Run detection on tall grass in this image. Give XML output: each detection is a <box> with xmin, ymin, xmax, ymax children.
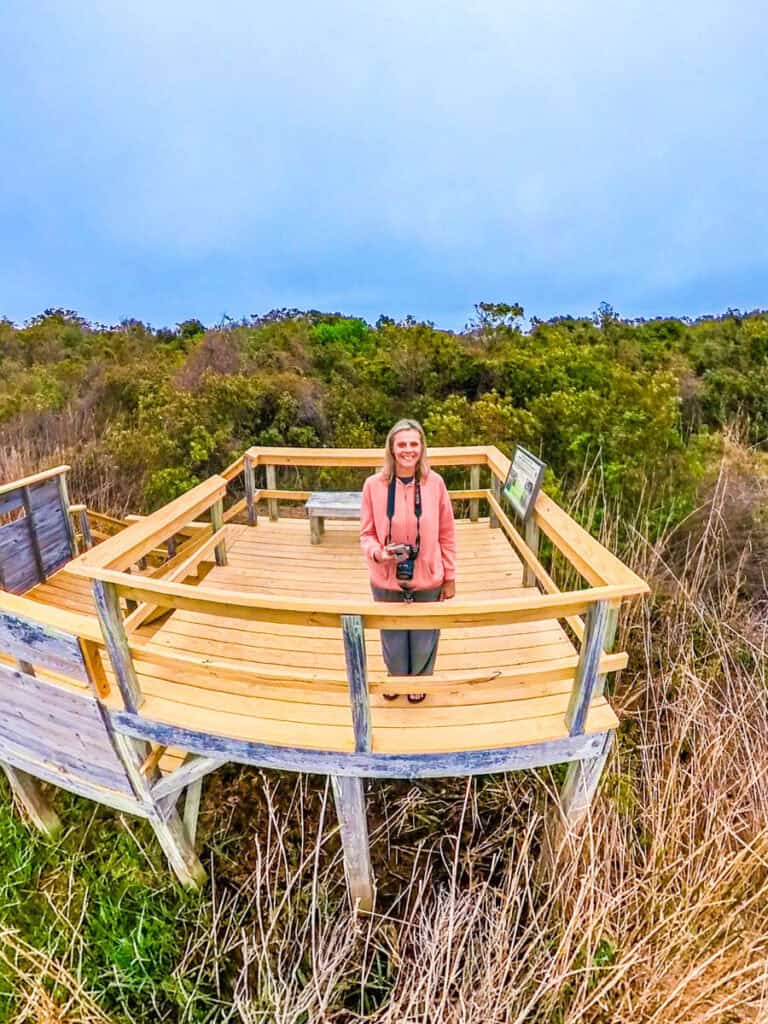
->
<box><xmin>1</xmin><ymin>448</ymin><xmax>767</xmax><ymax>1022</ymax></box>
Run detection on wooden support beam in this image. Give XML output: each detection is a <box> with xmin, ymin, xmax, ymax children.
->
<box><xmin>565</xmin><ymin>600</ymin><xmax>609</xmax><ymax>736</ymax></box>
<box><xmin>210</xmin><ymin>500</ymin><xmax>227</xmax><ymax>566</ymax></box>
<box><xmin>595</xmin><ymin>603</ymin><xmax>620</xmax><ymax>697</ymax></box>
<box><xmin>558</xmin><ymin>731</ymin><xmax>613</xmax><ymax>828</ymax></box>
<box><xmin>113</xmin><ymin>732</ymin><xmax>206</xmax><ymax>888</ymax></box>
<box><xmin>266</xmin><ymin>465</ymin><xmax>278</xmax><ymax>521</ymax></box>
<box><xmin>1</xmin><ymin>762</ymin><xmax>62</xmax><ymax>836</ymax></box>
<box><xmin>70</xmin><ymin>505</ymin><xmax>93</xmax><ymax>551</ymax></box>
<box><xmin>55</xmin><ymin>474</ymin><xmax>78</xmax><ymax>558</ymax></box>
<box><xmin>523</xmin><ymin>517</ymin><xmax>540</xmax><ymax>589</ymax></box>
<box><xmin>331</xmin><ymin>775</ymin><xmax>374</xmax><ymax>912</ymax></box>
<box><xmin>469</xmin><ymin>466</ymin><xmax>480</xmax><ymax>522</ymax></box>
<box><xmin>152</xmin><ymin>754</ymin><xmax>226</xmax><ymax>801</ymax></box>
<box><xmin>244</xmin><ymin>455</ymin><xmax>257</xmax><ymax>527</ymax></box>
<box><xmin>341</xmin><ymin>615</ymin><xmax>371</xmax><ymax>753</ymax></box>
<box><xmin>183</xmin><ymin>778</ymin><xmax>203</xmax><ymax>846</ymax></box>
<box><xmin>92</xmin><ymin>579</ymin><xmax>143</xmax><ymax>713</ymax></box>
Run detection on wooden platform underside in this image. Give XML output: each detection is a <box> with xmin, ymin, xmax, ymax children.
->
<box><xmin>26</xmin><ymin>520</ymin><xmax>618</xmax><ymax>757</ymax></box>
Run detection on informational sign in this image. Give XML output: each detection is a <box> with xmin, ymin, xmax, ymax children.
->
<box><xmin>503</xmin><ymin>446</ymin><xmax>546</xmax><ymax>521</ymax></box>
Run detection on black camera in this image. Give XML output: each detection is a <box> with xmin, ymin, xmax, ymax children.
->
<box><xmin>395</xmin><ymin>543</ymin><xmax>419</xmax><ymax>581</ymax></box>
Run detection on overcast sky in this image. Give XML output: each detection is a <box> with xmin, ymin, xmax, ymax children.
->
<box><xmin>1</xmin><ymin>1</ymin><xmax>766</xmax><ymax>330</ymax></box>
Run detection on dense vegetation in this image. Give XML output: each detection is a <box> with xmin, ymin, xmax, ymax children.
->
<box><xmin>1</xmin><ymin>303</ymin><xmax>767</xmax><ymax>1022</ymax></box>
<box><xmin>3</xmin><ymin>302</ymin><xmax>767</xmax><ymax>527</ymax></box>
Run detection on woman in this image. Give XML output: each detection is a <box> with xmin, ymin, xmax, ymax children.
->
<box><xmin>359</xmin><ymin>419</ymin><xmax>456</xmax><ymax>702</ymax></box>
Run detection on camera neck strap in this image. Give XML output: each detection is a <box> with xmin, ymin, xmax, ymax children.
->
<box><xmin>385</xmin><ymin>476</ymin><xmax>422</xmax><ymax>548</ymax></box>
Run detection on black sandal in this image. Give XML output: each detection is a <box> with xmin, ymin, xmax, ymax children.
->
<box><xmin>407</xmin><ymin>693</ymin><xmax>426</xmax><ymax>704</ymax></box>
<box><xmin>383</xmin><ymin>693</ymin><xmax>399</xmax><ymax>701</ymax></box>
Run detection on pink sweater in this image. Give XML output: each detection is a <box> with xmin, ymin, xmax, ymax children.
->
<box><xmin>360</xmin><ymin>469</ymin><xmax>456</xmax><ymax>591</ymax></box>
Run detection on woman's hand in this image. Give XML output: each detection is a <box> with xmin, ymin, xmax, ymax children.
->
<box><xmin>440</xmin><ymin>580</ymin><xmax>456</xmax><ymax>600</ymax></box>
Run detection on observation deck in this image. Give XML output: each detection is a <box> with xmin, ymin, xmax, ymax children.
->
<box><xmin>0</xmin><ymin>446</ymin><xmax>648</xmax><ymax>907</ymax></box>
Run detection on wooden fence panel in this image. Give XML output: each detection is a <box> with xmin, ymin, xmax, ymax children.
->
<box><xmin>0</xmin><ymin>608</ymin><xmax>90</xmax><ymax>682</ymax></box>
<box><xmin>0</xmin><ymin>518</ymin><xmax>41</xmax><ymax>594</ymax></box>
<box><xmin>0</xmin><ymin>662</ymin><xmax>135</xmax><ymax>797</ymax></box>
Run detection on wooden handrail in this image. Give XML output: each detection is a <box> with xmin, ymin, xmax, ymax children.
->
<box><xmin>246</xmin><ymin>445</ymin><xmax>489</xmax><ymax>468</ymax></box>
<box><xmin>72</xmin><ymin>476</ymin><xmax>227</xmax><ymax>572</ymax></box>
<box><xmin>484</xmin><ymin>445</ymin><xmax>648</xmax><ymax>595</ymax></box>
<box><xmin>0</xmin><ymin>465</ymin><xmax>70</xmax><ymax>497</ymax></box>
<box><xmin>65</xmin><ymin>561</ymin><xmax>646</xmax><ymax>628</ymax></box>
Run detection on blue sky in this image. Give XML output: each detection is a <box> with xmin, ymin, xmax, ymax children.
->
<box><xmin>1</xmin><ymin>1</ymin><xmax>766</xmax><ymax>330</ymax></box>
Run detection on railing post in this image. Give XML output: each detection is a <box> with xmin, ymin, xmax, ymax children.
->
<box><xmin>595</xmin><ymin>602</ymin><xmax>620</xmax><ymax>696</ymax></box>
<box><xmin>76</xmin><ymin>507</ymin><xmax>93</xmax><ymax>550</ymax></box>
<box><xmin>266</xmin><ymin>464</ymin><xmax>278</xmax><ymax>521</ymax></box>
<box><xmin>211</xmin><ymin>498</ymin><xmax>227</xmax><ymax>566</ymax></box>
<box><xmin>469</xmin><ymin>465</ymin><xmax>480</xmax><ymax>522</ymax></box>
<box><xmin>565</xmin><ymin>600</ymin><xmax>609</xmax><ymax>736</ymax></box>
<box><xmin>523</xmin><ymin>517</ymin><xmax>540</xmax><ymax>588</ymax></box>
<box><xmin>55</xmin><ymin>473</ymin><xmax>78</xmax><ymax>558</ymax></box>
<box><xmin>341</xmin><ymin>615</ymin><xmax>371</xmax><ymax>752</ymax></box>
<box><xmin>489</xmin><ymin>475</ymin><xmax>501</xmax><ymax>528</ymax></box>
<box><xmin>244</xmin><ymin>454</ymin><xmax>257</xmax><ymax>527</ymax></box>
<box><xmin>336</xmin><ymin>614</ymin><xmax>374</xmax><ymax>911</ymax></box>
<box><xmin>92</xmin><ymin>579</ymin><xmax>144</xmax><ymax>713</ymax></box>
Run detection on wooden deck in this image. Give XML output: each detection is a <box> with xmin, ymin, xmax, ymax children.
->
<box><xmin>28</xmin><ymin>518</ymin><xmax>618</xmax><ymax>757</ymax></box>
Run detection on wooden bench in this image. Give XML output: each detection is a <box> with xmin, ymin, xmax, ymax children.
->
<box><xmin>305</xmin><ymin>492</ymin><xmax>362</xmax><ymax>544</ymax></box>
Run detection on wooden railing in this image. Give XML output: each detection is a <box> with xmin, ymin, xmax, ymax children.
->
<box><xmin>55</xmin><ymin>446</ymin><xmax>648</xmax><ymax>749</ymax></box>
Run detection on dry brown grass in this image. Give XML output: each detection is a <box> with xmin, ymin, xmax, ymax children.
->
<box><xmin>2</xmin><ymin>447</ymin><xmax>768</xmax><ymax>1022</ymax></box>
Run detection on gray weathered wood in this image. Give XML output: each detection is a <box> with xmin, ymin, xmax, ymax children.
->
<box><xmin>151</xmin><ymin>754</ymin><xmax>225</xmax><ymax>801</ymax></box>
<box><xmin>20</xmin><ymin>487</ymin><xmax>45</xmax><ymax>582</ymax></box>
<box><xmin>341</xmin><ymin>615</ymin><xmax>371</xmax><ymax>753</ymax></box>
<box><xmin>92</xmin><ymin>579</ymin><xmax>143</xmax><ymax>713</ymax></box>
<box><xmin>113</xmin><ymin>731</ymin><xmax>206</xmax><ymax>887</ymax></box>
<box><xmin>0</xmin><ymin>491</ymin><xmax>24</xmax><ymax>519</ymax></box>
<box><xmin>0</xmin><ymin>518</ymin><xmax>40</xmax><ymax>594</ymax></box>
<box><xmin>0</xmin><ymin>662</ymin><xmax>136</xmax><ymax>793</ymax></box>
<box><xmin>305</xmin><ymin>492</ymin><xmax>362</xmax><ymax>518</ymax></box>
<box><xmin>78</xmin><ymin>508</ymin><xmax>93</xmax><ymax>550</ymax></box>
<box><xmin>470</xmin><ymin>465</ymin><xmax>480</xmax><ymax>522</ymax></box>
<box><xmin>54</xmin><ymin>474</ymin><xmax>78</xmax><ymax>558</ymax></box>
<box><xmin>111</xmin><ymin>709</ymin><xmax>610</xmax><ymax>780</ymax></box>
<box><xmin>310</xmin><ymin>515</ymin><xmax>323</xmax><ymax>544</ymax></box>
<box><xmin>149</xmin><ymin>808</ymin><xmax>207</xmax><ymax>887</ymax></box>
<box><xmin>183</xmin><ymin>778</ymin><xmax>203</xmax><ymax>845</ymax></box>
<box><xmin>0</xmin><ymin>608</ymin><xmax>89</xmax><ymax>681</ymax></box>
<box><xmin>595</xmin><ymin>603</ymin><xmax>620</xmax><ymax>697</ymax></box>
<box><xmin>210</xmin><ymin>500</ymin><xmax>227</xmax><ymax>566</ymax></box>
<box><xmin>565</xmin><ymin>600</ymin><xmax>609</xmax><ymax>736</ymax></box>
<box><xmin>331</xmin><ymin>775</ymin><xmax>374</xmax><ymax>911</ymax></box>
<box><xmin>1</xmin><ymin>761</ymin><xmax>62</xmax><ymax>836</ymax></box>
<box><xmin>266</xmin><ymin>464</ymin><xmax>278</xmax><ymax>521</ymax></box>
<box><xmin>244</xmin><ymin>454</ymin><xmax>257</xmax><ymax>527</ymax></box>
<box><xmin>558</xmin><ymin>731</ymin><xmax>613</xmax><ymax>827</ymax></box>
<box><xmin>523</xmin><ymin>517</ymin><xmax>540</xmax><ymax>588</ymax></box>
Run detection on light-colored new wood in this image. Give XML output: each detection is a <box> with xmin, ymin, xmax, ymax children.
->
<box><xmin>73</xmin><ymin>476</ymin><xmax>227</xmax><ymax>572</ymax></box>
<box><xmin>0</xmin><ymin>465</ymin><xmax>70</xmax><ymax>498</ymax></box>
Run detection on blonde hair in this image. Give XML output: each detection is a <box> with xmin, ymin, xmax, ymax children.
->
<box><xmin>382</xmin><ymin>419</ymin><xmax>430</xmax><ymax>481</ymax></box>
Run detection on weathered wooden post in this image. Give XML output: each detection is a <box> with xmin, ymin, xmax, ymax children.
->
<box><xmin>92</xmin><ymin>577</ymin><xmax>207</xmax><ymax>887</ymax></box>
<box><xmin>334</xmin><ymin>614</ymin><xmax>374</xmax><ymax>911</ymax></box>
<box><xmin>55</xmin><ymin>473</ymin><xmax>78</xmax><ymax>558</ymax></box>
<box><xmin>560</xmin><ymin>600</ymin><xmax>611</xmax><ymax>826</ymax></box>
<box><xmin>266</xmin><ymin>464</ymin><xmax>278</xmax><ymax>522</ymax></box>
<box><xmin>244</xmin><ymin>454</ymin><xmax>257</xmax><ymax>527</ymax></box>
<box><xmin>469</xmin><ymin>465</ymin><xmax>480</xmax><ymax>522</ymax></box>
<box><xmin>523</xmin><ymin>517</ymin><xmax>540</xmax><ymax>589</ymax></box>
<box><xmin>211</xmin><ymin>498</ymin><xmax>228</xmax><ymax>566</ymax></box>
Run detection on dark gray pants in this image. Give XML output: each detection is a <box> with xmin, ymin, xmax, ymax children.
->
<box><xmin>371</xmin><ymin>585</ymin><xmax>443</xmax><ymax>675</ymax></box>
